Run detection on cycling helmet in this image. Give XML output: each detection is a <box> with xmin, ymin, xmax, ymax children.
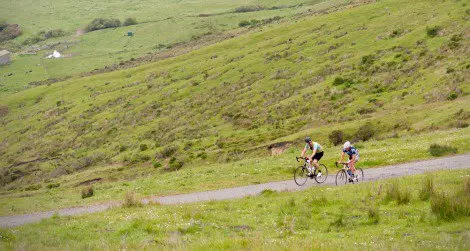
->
<box><xmin>343</xmin><ymin>141</ymin><xmax>351</xmax><ymax>149</ymax></box>
<box><xmin>304</xmin><ymin>137</ymin><xmax>312</xmax><ymax>143</ymax></box>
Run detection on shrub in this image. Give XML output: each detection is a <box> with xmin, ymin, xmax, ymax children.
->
<box><xmin>430</xmin><ymin>192</ymin><xmax>470</xmax><ymax>221</ymax></box>
<box><xmin>22</xmin><ymin>29</ymin><xmax>67</xmax><ymax>45</ymax></box>
<box><xmin>428</xmin><ymin>144</ymin><xmax>457</xmax><ymax>157</ymax></box>
<box><xmin>25</xmin><ymin>184</ymin><xmax>42</xmax><ymax>191</ymax></box>
<box><xmin>0</xmin><ymin>105</ymin><xmax>8</xmax><ymax>118</ymax></box>
<box><xmin>152</xmin><ymin>160</ymin><xmax>162</xmax><ymax>168</ymax></box>
<box><xmin>328</xmin><ymin>130</ymin><xmax>344</xmax><ymax>146</ymax></box>
<box><xmin>368</xmin><ymin>205</ymin><xmax>380</xmax><ymax>224</ymax></box>
<box><xmin>329</xmin><ymin>214</ymin><xmax>344</xmax><ymax>227</ymax></box>
<box><xmin>234</xmin><ymin>5</ymin><xmax>264</xmax><ymax>13</ymax></box>
<box><xmin>0</xmin><ymin>22</ymin><xmax>21</xmax><ymax>42</ymax></box>
<box><xmin>354</xmin><ymin>122</ymin><xmax>375</xmax><ymax>142</ymax></box>
<box><xmin>168</xmin><ymin>156</ymin><xmax>184</xmax><ymax>171</ymax></box>
<box><xmin>131</xmin><ymin>153</ymin><xmax>150</xmax><ymax>163</ymax></box>
<box><xmin>465</xmin><ymin>177</ymin><xmax>470</xmax><ymax>197</ymax></box>
<box><xmin>238</xmin><ymin>20</ymin><xmax>251</xmax><ymax>27</ymax></box>
<box><xmin>123</xmin><ymin>17</ymin><xmax>138</xmax><ymax>26</ymax></box>
<box><xmin>384</xmin><ymin>181</ymin><xmax>411</xmax><ymax>205</ymax></box>
<box><xmin>46</xmin><ymin>183</ymin><xmax>60</xmax><ymax>189</ymax></box>
<box><xmin>361</xmin><ymin>54</ymin><xmax>375</xmax><ymax>65</ymax></box>
<box><xmin>448</xmin><ymin>34</ymin><xmax>462</xmax><ymax>49</ymax></box>
<box><xmin>447</xmin><ymin>91</ymin><xmax>458</xmax><ymax>100</ymax></box>
<box><xmin>139</xmin><ymin>144</ymin><xmax>148</xmax><ymax>151</ymax></box>
<box><xmin>419</xmin><ymin>175</ymin><xmax>434</xmax><ymax>201</ymax></box>
<box><xmin>123</xmin><ymin>192</ymin><xmax>142</xmax><ymax>207</ymax></box>
<box><xmin>160</xmin><ymin>145</ymin><xmax>177</xmax><ymax>158</ymax></box>
<box><xmin>85</xmin><ymin>18</ymin><xmax>121</xmax><ymax>32</ymax></box>
<box><xmin>81</xmin><ymin>186</ymin><xmax>94</xmax><ymax>198</ymax></box>
<box><xmin>333</xmin><ymin>77</ymin><xmax>345</xmax><ymax>86</ymax></box>
<box><xmin>426</xmin><ymin>26</ymin><xmax>440</xmax><ymax>37</ymax></box>
<box><xmin>43</xmin><ymin>29</ymin><xmax>67</xmax><ymax>38</ymax></box>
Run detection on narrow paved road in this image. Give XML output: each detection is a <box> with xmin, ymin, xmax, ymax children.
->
<box><xmin>1</xmin><ymin>154</ymin><xmax>469</xmax><ymax>227</ymax></box>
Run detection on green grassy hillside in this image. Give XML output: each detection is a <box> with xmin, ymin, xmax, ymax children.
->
<box><xmin>1</xmin><ymin>169</ymin><xmax>469</xmax><ymax>249</ymax></box>
<box><xmin>0</xmin><ymin>0</ymin><xmax>344</xmax><ymax>93</ymax></box>
<box><xmin>0</xmin><ymin>0</ymin><xmax>469</xmax><ymax>214</ymax></box>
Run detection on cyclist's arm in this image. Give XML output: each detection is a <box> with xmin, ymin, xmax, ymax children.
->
<box><xmin>301</xmin><ymin>148</ymin><xmax>306</xmax><ymax>158</ymax></box>
<box><xmin>339</xmin><ymin>151</ymin><xmax>345</xmax><ymax>162</ymax></box>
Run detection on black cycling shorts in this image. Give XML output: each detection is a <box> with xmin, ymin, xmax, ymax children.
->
<box><xmin>312</xmin><ymin>151</ymin><xmax>324</xmax><ymax>161</ymax></box>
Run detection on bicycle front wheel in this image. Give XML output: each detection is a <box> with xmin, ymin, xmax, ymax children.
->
<box><xmin>294</xmin><ymin>166</ymin><xmax>308</xmax><ymax>186</ymax></box>
<box><xmin>314</xmin><ymin>164</ymin><xmax>328</xmax><ymax>183</ymax></box>
<box><xmin>335</xmin><ymin>170</ymin><xmax>348</xmax><ymax>186</ymax></box>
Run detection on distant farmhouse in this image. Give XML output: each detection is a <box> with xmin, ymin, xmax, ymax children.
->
<box><xmin>0</xmin><ymin>50</ymin><xmax>11</xmax><ymax>65</ymax></box>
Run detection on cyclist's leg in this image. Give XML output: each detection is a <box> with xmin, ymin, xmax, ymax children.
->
<box><xmin>312</xmin><ymin>152</ymin><xmax>323</xmax><ymax>170</ymax></box>
<box><xmin>348</xmin><ymin>156</ymin><xmax>356</xmax><ymax>174</ymax></box>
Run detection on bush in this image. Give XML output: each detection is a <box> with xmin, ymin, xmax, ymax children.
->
<box><xmin>419</xmin><ymin>175</ymin><xmax>434</xmax><ymax>201</ymax></box>
<box><xmin>447</xmin><ymin>91</ymin><xmax>458</xmax><ymax>100</ymax></box>
<box><xmin>428</xmin><ymin>144</ymin><xmax>457</xmax><ymax>157</ymax></box>
<box><xmin>384</xmin><ymin>181</ymin><xmax>411</xmax><ymax>205</ymax></box>
<box><xmin>238</xmin><ymin>20</ymin><xmax>251</xmax><ymax>27</ymax></box>
<box><xmin>0</xmin><ymin>105</ymin><xmax>9</xmax><ymax>118</ymax></box>
<box><xmin>448</xmin><ymin>34</ymin><xmax>462</xmax><ymax>49</ymax></box>
<box><xmin>123</xmin><ymin>192</ymin><xmax>142</xmax><ymax>207</ymax></box>
<box><xmin>354</xmin><ymin>122</ymin><xmax>375</xmax><ymax>142</ymax></box>
<box><xmin>430</xmin><ymin>192</ymin><xmax>470</xmax><ymax>221</ymax></box>
<box><xmin>0</xmin><ymin>22</ymin><xmax>21</xmax><ymax>42</ymax></box>
<box><xmin>81</xmin><ymin>186</ymin><xmax>94</xmax><ymax>198</ymax></box>
<box><xmin>333</xmin><ymin>77</ymin><xmax>345</xmax><ymax>86</ymax></box>
<box><xmin>25</xmin><ymin>184</ymin><xmax>42</xmax><ymax>191</ymax></box>
<box><xmin>46</xmin><ymin>183</ymin><xmax>60</xmax><ymax>189</ymax></box>
<box><xmin>368</xmin><ymin>205</ymin><xmax>380</xmax><ymax>224</ymax></box>
<box><xmin>426</xmin><ymin>26</ymin><xmax>440</xmax><ymax>37</ymax></box>
<box><xmin>139</xmin><ymin>144</ymin><xmax>148</xmax><ymax>151</ymax></box>
<box><xmin>159</xmin><ymin>145</ymin><xmax>178</xmax><ymax>158</ymax></box>
<box><xmin>168</xmin><ymin>156</ymin><xmax>184</xmax><ymax>171</ymax></box>
<box><xmin>22</xmin><ymin>29</ymin><xmax>67</xmax><ymax>45</ymax></box>
<box><xmin>234</xmin><ymin>5</ymin><xmax>265</xmax><ymax>13</ymax></box>
<box><xmin>328</xmin><ymin>130</ymin><xmax>344</xmax><ymax>146</ymax></box>
<box><xmin>43</xmin><ymin>29</ymin><xmax>67</xmax><ymax>39</ymax></box>
<box><xmin>152</xmin><ymin>160</ymin><xmax>162</xmax><ymax>168</ymax></box>
<box><xmin>85</xmin><ymin>18</ymin><xmax>121</xmax><ymax>32</ymax></box>
<box><xmin>361</xmin><ymin>54</ymin><xmax>375</xmax><ymax>65</ymax></box>
<box><xmin>123</xmin><ymin>17</ymin><xmax>138</xmax><ymax>26</ymax></box>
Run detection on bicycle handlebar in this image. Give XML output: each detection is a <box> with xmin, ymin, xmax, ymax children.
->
<box><xmin>335</xmin><ymin>161</ymin><xmax>349</xmax><ymax>168</ymax></box>
<box><xmin>296</xmin><ymin>157</ymin><xmax>308</xmax><ymax>162</ymax></box>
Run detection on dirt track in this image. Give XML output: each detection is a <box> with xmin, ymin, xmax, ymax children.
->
<box><xmin>1</xmin><ymin>154</ymin><xmax>469</xmax><ymax>227</ymax></box>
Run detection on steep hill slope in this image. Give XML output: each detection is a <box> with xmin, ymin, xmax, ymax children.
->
<box><xmin>0</xmin><ymin>0</ymin><xmax>469</xmax><ymax>193</ymax></box>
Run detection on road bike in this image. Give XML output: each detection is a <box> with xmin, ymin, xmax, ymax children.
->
<box><xmin>294</xmin><ymin>157</ymin><xmax>328</xmax><ymax>186</ymax></box>
<box><xmin>335</xmin><ymin>161</ymin><xmax>364</xmax><ymax>185</ymax></box>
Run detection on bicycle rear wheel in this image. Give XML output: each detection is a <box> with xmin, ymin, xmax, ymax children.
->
<box><xmin>335</xmin><ymin>170</ymin><xmax>348</xmax><ymax>186</ymax></box>
<box><xmin>314</xmin><ymin>164</ymin><xmax>328</xmax><ymax>183</ymax></box>
<box><xmin>294</xmin><ymin>166</ymin><xmax>308</xmax><ymax>186</ymax></box>
<box><xmin>353</xmin><ymin>168</ymin><xmax>364</xmax><ymax>183</ymax></box>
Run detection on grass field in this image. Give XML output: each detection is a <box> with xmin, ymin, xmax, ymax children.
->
<box><xmin>0</xmin><ymin>124</ymin><xmax>468</xmax><ymax>216</ymax></box>
<box><xmin>0</xmin><ymin>0</ymin><xmax>469</xmax><ymax>219</ymax></box>
<box><xmin>0</xmin><ymin>0</ymin><xmax>344</xmax><ymax>93</ymax></box>
<box><xmin>1</xmin><ymin>169</ymin><xmax>469</xmax><ymax>249</ymax></box>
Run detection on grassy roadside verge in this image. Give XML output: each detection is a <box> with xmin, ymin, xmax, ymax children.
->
<box><xmin>0</xmin><ymin>127</ymin><xmax>468</xmax><ymax>216</ymax></box>
<box><xmin>1</xmin><ymin>169</ymin><xmax>469</xmax><ymax>250</ymax></box>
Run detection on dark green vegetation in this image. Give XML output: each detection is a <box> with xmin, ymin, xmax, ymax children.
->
<box><xmin>1</xmin><ymin>170</ymin><xmax>469</xmax><ymax>249</ymax></box>
<box><xmin>0</xmin><ymin>0</ymin><xmax>469</xmax><ymax>216</ymax></box>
